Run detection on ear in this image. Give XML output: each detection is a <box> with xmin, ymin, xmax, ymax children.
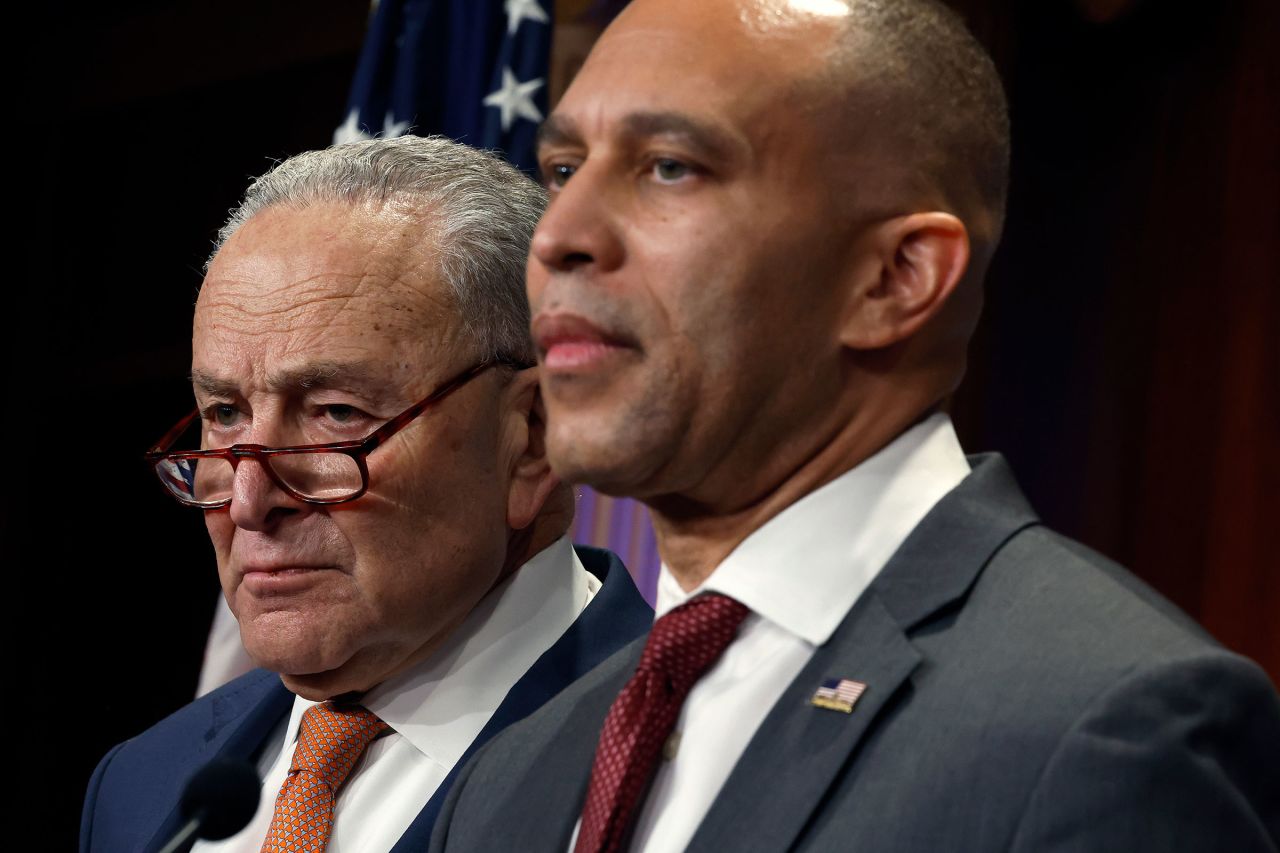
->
<box><xmin>503</xmin><ymin>368</ymin><xmax>562</xmax><ymax>531</ymax></box>
<box><xmin>840</xmin><ymin>212</ymin><xmax>970</xmax><ymax>350</ymax></box>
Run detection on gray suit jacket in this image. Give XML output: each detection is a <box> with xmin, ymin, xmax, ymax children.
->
<box><xmin>431</xmin><ymin>455</ymin><xmax>1280</xmax><ymax>851</ymax></box>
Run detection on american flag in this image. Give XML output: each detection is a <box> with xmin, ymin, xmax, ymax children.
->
<box><xmin>334</xmin><ymin>0</ymin><xmax>553</xmax><ymax>175</ymax></box>
<box><xmin>811</xmin><ymin>678</ymin><xmax>868</xmax><ymax>714</ymax></box>
<box><xmin>159</xmin><ymin>458</ymin><xmax>196</xmax><ymax>498</ymax></box>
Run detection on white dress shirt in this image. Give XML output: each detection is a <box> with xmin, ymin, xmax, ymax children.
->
<box><xmin>568</xmin><ymin>413</ymin><xmax>970</xmax><ymax>852</ymax></box>
<box><xmin>198</xmin><ymin>535</ymin><xmax>598</xmax><ymax>853</ymax></box>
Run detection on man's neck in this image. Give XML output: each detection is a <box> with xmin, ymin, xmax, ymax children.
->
<box><xmin>649</xmin><ymin>400</ymin><xmax>935</xmax><ymax>592</ymax></box>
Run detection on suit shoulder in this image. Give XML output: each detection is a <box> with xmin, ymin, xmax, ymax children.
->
<box><xmin>112</xmin><ymin>668</ymin><xmax>281</xmax><ymax>755</ymax></box>
<box><xmin>1009</xmin><ymin>649</ymin><xmax>1280</xmax><ymax>850</ymax></box>
<box><xmin>972</xmin><ymin>523</ymin><xmax>1221</xmax><ymax>668</ymax></box>
<box><xmin>82</xmin><ymin>669</ymin><xmax>285</xmax><ymax>851</ymax></box>
<box><xmin>898</xmin><ymin>522</ymin><xmax>1270</xmax><ymax>772</ymax></box>
<box><xmin>812</xmin><ymin>516</ymin><xmax>1278</xmax><ymax>850</ymax></box>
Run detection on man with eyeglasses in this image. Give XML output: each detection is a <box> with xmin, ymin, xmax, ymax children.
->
<box><xmin>80</xmin><ymin>135</ymin><xmax>651</xmax><ymax>852</ymax></box>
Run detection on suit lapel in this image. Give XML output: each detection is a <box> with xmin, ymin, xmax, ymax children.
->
<box><xmin>508</xmin><ymin>648</ymin><xmax>645</xmax><ymax>850</ymax></box>
<box><xmin>142</xmin><ymin>672</ymin><xmax>293</xmax><ymax>853</ymax></box>
<box><xmin>430</xmin><ymin>640</ymin><xmax>645</xmax><ymax>851</ymax></box>
<box><xmin>686</xmin><ymin>590</ymin><xmax>920</xmax><ymax>853</ymax></box>
<box><xmin>688</xmin><ymin>455</ymin><xmax>1039</xmax><ymax>852</ymax></box>
<box><xmin>392</xmin><ymin>546</ymin><xmax>653</xmax><ymax>852</ymax></box>
<box><xmin>870</xmin><ymin>454</ymin><xmax>1039</xmax><ymax>633</ymax></box>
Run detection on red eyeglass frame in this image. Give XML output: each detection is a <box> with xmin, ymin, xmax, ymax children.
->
<box><xmin>144</xmin><ymin>358</ymin><xmax>529</xmax><ymax>508</ymax></box>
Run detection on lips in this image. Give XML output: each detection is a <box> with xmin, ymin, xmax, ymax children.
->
<box><xmin>243</xmin><ymin>563</ymin><xmax>329</xmax><ymax>574</ymax></box>
<box><xmin>239</xmin><ymin>563</ymin><xmax>336</xmax><ymax>596</ymax></box>
<box><xmin>532</xmin><ymin>313</ymin><xmax>636</xmax><ymax>372</ymax></box>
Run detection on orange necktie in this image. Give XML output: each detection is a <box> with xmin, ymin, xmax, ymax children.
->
<box><xmin>260</xmin><ymin>702</ymin><xmax>388</xmax><ymax>852</ymax></box>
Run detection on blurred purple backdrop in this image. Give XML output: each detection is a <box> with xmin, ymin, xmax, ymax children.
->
<box><xmin>572</xmin><ymin>487</ymin><xmax>660</xmax><ymax>605</ymax></box>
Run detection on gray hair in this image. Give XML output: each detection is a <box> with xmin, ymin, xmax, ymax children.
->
<box><xmin>210</xmin><ymin>135</ymin><xmax>547</xmax><ymax>363</ymax></box>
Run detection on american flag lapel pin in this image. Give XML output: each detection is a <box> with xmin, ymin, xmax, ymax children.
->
<box><xmin>810</xmin><ymin>678</ymin><xmax>868</xmax><ymax>714</ymax></box>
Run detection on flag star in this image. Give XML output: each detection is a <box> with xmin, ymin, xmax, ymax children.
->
<box><xmin>483</xmin><ymin>67</ymin><xmax>544</xmax><ymax>132</ymax></box>
<box><xmin>333</xmin><ymin>108</ymin><xmax>373</xmax><ymax>145</ymax></box>
<box><xmin>383</xmin><ymin>110</ymin><xmax>410</xmax><ymax>138</ymax></box>
<box><xmin>505</xmin><ymin>0</ymin><xmax>549</xmax><ymax>35</ymax></box>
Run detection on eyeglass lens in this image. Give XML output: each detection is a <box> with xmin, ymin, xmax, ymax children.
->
<box><xmin>155</xmin><ymin>453</ymin><xmax>364</xmax><ymax>503</ymax></box>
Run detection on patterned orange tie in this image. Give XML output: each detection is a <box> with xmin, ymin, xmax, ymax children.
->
<box><xmin>260</xmin><ymin>702</ymin><xmax>388</xmax><ymax>852</ymax></box>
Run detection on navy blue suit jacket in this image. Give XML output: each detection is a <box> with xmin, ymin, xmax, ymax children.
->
<box><xmin>80</xmin><ymin>546</ymin><xmax>651</xmax><ymax>853</ymax></box>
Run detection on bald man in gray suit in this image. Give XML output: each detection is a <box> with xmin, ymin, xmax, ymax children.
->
<box><xmin>430</xmin><ymin>1</ymin><xmax>1280</xmax><ymax>850</ymax></box>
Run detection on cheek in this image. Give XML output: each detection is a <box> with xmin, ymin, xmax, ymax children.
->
<box><xmin>656</xmin><ymin>260</ymin><xmax>757</xmax><ymax>381</ymax></box>
<box><xmin>340</xmin><ymin>497</ymin><xmax>506</xmax><ymax>644</ymax></box>
<box><xmin>370</xmin><ymin>423</ymin><xmax>505</xmax><ymax>521</ymax></box>
<box><xmin>204</xmin><ymin>511</ymin><xmax>233</xmax><ymax>561</ymax></box>
<box><xmin>653</xmin><ymin>252</ymin><xmax>817</xmax><ymax>441</ymax></box>
<box><xmin>356</xmin><ymin>429</ymin><xmax>510</xmax><ymax>574</ymax></box>
<box><xmin>203</xmin><ymin>511</ymin><xmax>238</xmax><ymax>597</ymax></box>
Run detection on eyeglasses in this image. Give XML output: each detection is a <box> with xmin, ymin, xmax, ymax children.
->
<box><xmin>145</xmin><ymin>358</ymin><xmax>528</xmax><ymax>509</ymax></box>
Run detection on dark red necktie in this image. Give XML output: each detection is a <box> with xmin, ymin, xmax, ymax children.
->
<box><xmin>574</xmin><ymin>593</ymin><xmax>750</xmax><ymax>853</ymax></box>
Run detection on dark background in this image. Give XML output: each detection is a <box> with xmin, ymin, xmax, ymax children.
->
<box><xmin>12</xmin><ymin>0</ymin><xmax>1278</xmax><ymax>846</ymax></box>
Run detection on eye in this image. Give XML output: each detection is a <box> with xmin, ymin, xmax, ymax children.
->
<box><xmin>323</xmin><ymin>404</ymin><xmax>359</xmax><ymax>424</ymax></box>
<box><xmin>543</xmin><ymin>162</ymin><xmax>577</xmax><ymax>190</ymax></box>
<box><xmin>652</xmin><ymin>158</ymin><xmax>691</xmax><ymax>183</ymax></box>
<box><xmin>209</xmin><ymin>404</ymin><xmax>240</xmax><ymax>428</ymax></box>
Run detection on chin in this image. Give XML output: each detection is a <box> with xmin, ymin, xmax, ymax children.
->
<box><xmin>279</xmin><ymin>670</ymin><xmax>362</xmax><ymax>702</ymax></box>
<box><xmin>547</xmin><ymin>422</ymin><xmax>619</xmax><ymax>484</ymax></box>
<box><xmin>243</xmin><ymin>626</ymin><xmax>351</xmax><ymax>681</ymax></box>
<box><xmin>267</xmin><ymin>648</ymin><xmax>374</xmax><ymax>700</ymax></box>
<box><xmin>546</xmin><ymin>364</ymin><xmax>692</xmax><ymax>493</ymax></box>
<box><xmin>248</xmin><ymin>645</ymin><xmax>334</xmax><ymax>680</ymax></box>
<box><xmin>547</xmin><ymin>421</ymin><xmax>669</xmax><ymax>499</ymax></box>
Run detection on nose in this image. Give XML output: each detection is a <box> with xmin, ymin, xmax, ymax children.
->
<box><xmin>528</xmin><ymin>161</ymin><xmax>625</xmax><ymax>276</ymax></box>
<box><xmin>227</xmin><ymin>455</ymin><xmax>306</xmax><ymax>532</ymax></box>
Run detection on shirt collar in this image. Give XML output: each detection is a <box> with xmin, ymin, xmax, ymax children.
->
<box><xmin>283</xmin><ymin>535</ymin><xmax>593</xmax><ymax>769</ymax></box>
<box><xmin>655</xmin><ymin>413</ymin><xmax>970</xmax><ymax>647</ymax></box>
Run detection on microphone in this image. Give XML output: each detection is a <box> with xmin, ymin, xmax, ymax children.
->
<box><xmin>156</xmin><ymin>758</ymin><xmax>261</xmax><ymax>853</ymax></box>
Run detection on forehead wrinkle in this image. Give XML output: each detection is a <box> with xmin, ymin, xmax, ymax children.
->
<box><xmin>356</xmin><ymin>201</ymin><xmax>447</xmax><ymax>294</ymax></box>
<box><xmin>191</xmin><ymin>360</ymin><xmax>405</xmax><ymax>404</ymax></box>
<box><xmin>566</xmin><ymin>21</ymin><xmax>830</xmax><ymax>165</ymax></box>
<box><xmin>190</xmin><ymin>369</ymin><xmax>240</xmax><ymax>398</ymax></box>
<box><xmin>203</xmin><ymin>207</ymin><xmax>432</xmax><ymax>313</ymax></box>
<box><xmin>340</xmin><ymin>214</ymin><xmax>457</xmax><ymax>334</ymax></box>
<box><xmin>200</xmin><ymin>269</ymin><xmax>431</xmax><ymax>338</ymax></box>
<box><xmin>195</xmin><ymin>203</ymin><xmax>462</xmax><ymax>397</ymax></box>
<box><xmin>619</xmin><ymin>111</ymin><xmax>748</xmax><ymax>163</ymax></box>
<box><xmin>270</xmin><ymin>359</ymin><xmax>407</xmax><ymax>406</ymax></box>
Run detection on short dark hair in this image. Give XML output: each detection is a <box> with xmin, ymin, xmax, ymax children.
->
<box><xmin>827</xmin><ymin>0</ymin><xmax>1011</xmax><ymax>255</ymax></box>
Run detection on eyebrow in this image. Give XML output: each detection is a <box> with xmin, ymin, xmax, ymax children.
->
<box><xmin>191</xmin><ymin>361</ymin><xmax>399</xmax><ymax>401</ymax></box>
<box><xmin>537</xmin><ymin>111</ymin><xmax>745</xmax><ymax>163</ymax></box>
<box><xmin>536</xmin><ymin>114</ymin><xmax>581</xmax><ymax>150</ymax></box>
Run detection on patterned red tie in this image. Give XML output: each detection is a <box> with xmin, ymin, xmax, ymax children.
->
<box><xmin>574</xmin><ymin>593</ymin><xmax>750</xmax><ymax>853</ymax></box>
<box><xmin>260</xmin><ymin>702</ymin><xmax>387</xmax><ymax>852</ymax></box>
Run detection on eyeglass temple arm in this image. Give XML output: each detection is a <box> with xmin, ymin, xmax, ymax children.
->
<box><xmin>147</xmin><ymin>408</ymin><xmax>201</xmax><ymax>456</ymax></box>
<box><xmin>359</xmin><ymin>357</ymin><xmax>534</xmax><ymax>452</ymax></box>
